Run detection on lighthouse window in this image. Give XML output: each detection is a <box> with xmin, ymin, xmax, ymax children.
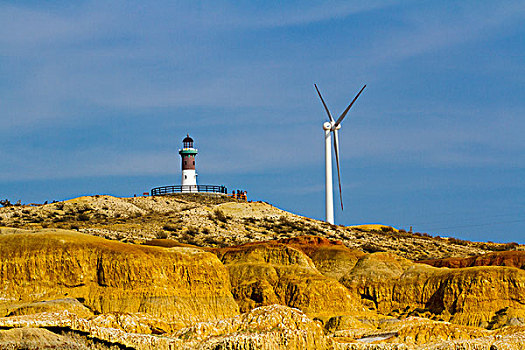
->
<box><xmin>184</xmin><ymin>161</ymin><xmax>187</xmax><ymax>165</ymax></box>
<box><xmin>185</xmin><ymin>175</ymin><xmax>187</xmax><ymax>179</ymax></box>
<box><xmin>193</xmin><ymin>161</ymin><xmax>195</xmax><ymax>165</ymax></box>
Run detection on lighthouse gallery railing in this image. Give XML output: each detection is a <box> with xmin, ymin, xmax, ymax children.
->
<box><xmin>150</xmin><ymin>185</ymin><xmax>228</xmax><ymax>196</ymax></box>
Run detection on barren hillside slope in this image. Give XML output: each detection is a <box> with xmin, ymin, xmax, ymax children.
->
<box><xmin>0</xmin><ymin>194</ymin><xmax>521</xmax><ymax>261</ymax></box>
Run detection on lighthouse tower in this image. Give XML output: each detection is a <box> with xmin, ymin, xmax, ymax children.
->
<box><xmin>179</xmin><ymin>134</ymin><xmax>198</xmax><ymax>191</ymax></box>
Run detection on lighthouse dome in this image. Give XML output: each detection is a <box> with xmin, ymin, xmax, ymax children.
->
<box><xmin>183</xmin><ymin>134</ymin><xmax>194</xmax><ymax>149</ymax></box>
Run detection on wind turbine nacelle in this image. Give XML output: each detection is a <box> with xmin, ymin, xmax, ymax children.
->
<box><xmin>323</xmin><ymin>122</ymin><xmax>341</xmax><ymax>131</ymax></box>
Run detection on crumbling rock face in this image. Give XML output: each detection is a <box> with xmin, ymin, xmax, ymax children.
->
<box><xmin>341</xmin><ymin>252</ymin><xmax>525</xmax><ymax>328</ymax></box>
<box><xmin>174</xmin><ymin>304</ymin><xmax>331</xmax><ymax>350</ymax></box>
<box><xmin>277</xmin><ymin>236</ymin><xmax>366</xmax><ymax>280</ymax></box>
<box><xmin>0</xmin><ymin>327</ymin><xmax>86</xmax><ymax>350</ymax></box>
<box><xmin>213</xmin><ymin>241</ymin><xmax>365</xmax><ymax>318</ymax></box>
<box><xmin>0</xmin><ymin>306</ymin><xmax>330</xmax><ymax>350</ymax></box>
<box><xmin>0</xmin><ymin>311</ymin><xmax>183</xmax><ymax>349</ymax></box>
<box><xmin>0</xmin><ymin>230</ymin><xmax>239</xmax><ymax>326</ymax></box>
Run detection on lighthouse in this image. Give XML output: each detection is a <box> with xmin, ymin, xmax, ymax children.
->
<box><xmin>179</xmin><ymin>134</ymin><xmax>198</xmax><ymax>191</ymax></box>
<box><xmin>149</xmin><ymin>134</ymin><xmax>230</xmax><ymax>196</ymax></box>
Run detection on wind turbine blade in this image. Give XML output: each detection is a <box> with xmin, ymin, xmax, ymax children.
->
<box><xmin>333</xmin><ymin>129</ymin><xmax>343</xmax><ymax>211</ymax></box>
<box><xmin>314</xmin><ymin>84</ymin><xmax>334</xmax><ymax>122</ymax></box>
<box><xmin>333</xmin><ymin>85</ymin><xmax>366</xmax><ymax>129</ymax></box>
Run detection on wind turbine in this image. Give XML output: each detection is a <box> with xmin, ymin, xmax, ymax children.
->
<box><xmin>314</xmin><ymin>84</ymin><xmax>366</xmax><ymax>224</ymax></box>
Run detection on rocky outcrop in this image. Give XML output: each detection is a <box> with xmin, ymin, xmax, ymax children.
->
<box><xmin>423</xmin><ymin>325</ymin><xmax>525</xmax><ymax>350</ymax></box>
<box><xmin>0</xmin><ymin>311</ymin><xmax>183</xmax><ymax>349</ymax></box>
<box><xmin>0</xmin><ymin>229</ymin><xmax>239</xmax><ymax>327</ymax></box>
<box><xmin>174</xmin><ymin>304</ymin><xmax>331</xmax><ymax>350</ymax></box>
<box><xmin>277</xmin><ymin>236</ymin><xmax>365</xmax><ymax>280</ymax></box>
<box><xmin>213</xmin><ymin>240</ymin><xmax>365</xmax><ymax>318</ymax></box>
<box><xmin>341</xmin><ymin>252</ymin><xmax>525</xmax><ymax>328</ymax></box>
<box><xmin>0</xmin><ymin>327</ymin><xmax>87</xmax><ymax>350</ymax></box>
<box><xmin>0</xmin><ymin>306</ymin><xmax>330</xmax><ymax>350</ymax></box>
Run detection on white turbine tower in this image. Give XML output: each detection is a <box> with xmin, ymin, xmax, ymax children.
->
<box><xmin>314</xmin><ymin>84</ymin><xmax>366</xmax><ymax>224</ymax></box>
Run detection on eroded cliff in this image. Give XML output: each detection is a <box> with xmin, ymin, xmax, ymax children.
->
<box><xmin>0</xmin><ymin>228</ymin><xmax>239</xmax><ymax>327</ymax></box>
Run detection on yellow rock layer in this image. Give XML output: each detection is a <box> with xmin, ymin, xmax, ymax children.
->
<box><xmin>0</xmin><ymin>229</ymin><xmax>239</xmax><ymax>327</ymax></box>
<box><xmin>340</xmin><ymin>252</ymin><xmax>525</xmax><ymax>328</ymax></box>
<box><xmin>213</xmin><ymin>241</ymin><xmax>366</xmax><ymax>318</ymax></box>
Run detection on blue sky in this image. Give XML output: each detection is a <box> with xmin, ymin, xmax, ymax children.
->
<box><xmin>1</xmin><ymin>1</ymin><xmax>524</xmax><ymax>243</ymax></box>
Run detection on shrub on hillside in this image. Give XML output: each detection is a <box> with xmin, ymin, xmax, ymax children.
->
<box><xmin>0</xmin><ymin>199</ymin><xmax>12</xmax><ymax>207</ymax></box>
<box><xmin>77</xmin><ymin>213</ymin><xmax>90</xmax><ymax>221</ymax></box>
<box><xmin>186</xmin><ymin>226</ymin><xmax>199</xmax><ymax>236</ymax></box>
<box><xmin>156</xmin><ymin>231</ymin><xmax>169</xmax><ymax>239</ymax></box>
<box><xmin>203</xmin><ymin>236</ymin><xmax>222</xmax><ymax>246</ymax></box>
<box><xmin>489</xmin><ymin>242</ymin><xmax>520</xmax><ymax>251</ymax></box>
<box><xmin>163</xmin><ymin>224</ymin><xmax>179</xmax><ymax>232</ymax></box>
<box><xmin>244</xmin><ymin>217</ymin><xmax>257</xmax><ymax>224</ymax></box>
<box><xmin>213</xmin><ymin>209</ymin><xmax>230</xmax><ymax>223</ymax></box>
<box><xmin>448</xmin><ymin>237</ymin><xmax>470</xmax><ymax>246</ymax></box>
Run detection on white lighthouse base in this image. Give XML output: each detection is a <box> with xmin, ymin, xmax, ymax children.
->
<box><xmin>181</xmin><ymin>169</ymin><xmax>198</xmax><ymax>192</ymax></box>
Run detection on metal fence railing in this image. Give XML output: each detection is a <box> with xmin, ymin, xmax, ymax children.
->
<box><xmin>150</xmin><ymin>184</ymin><xmax>228</xmax><ymax>196</ymax></box>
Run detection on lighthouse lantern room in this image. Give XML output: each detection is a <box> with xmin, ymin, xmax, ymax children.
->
<box><xmin>179</xmin><ymin>134</ymin><xmax>198</xmax><ymax>191</ymax></box>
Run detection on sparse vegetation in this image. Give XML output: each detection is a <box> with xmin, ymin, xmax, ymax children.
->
<box><xmin>244</xmin><ymin>217</ymin><xmax>257</xmax><ymax>224</ymax></box>
<box><xmin>448</xmin><ymin>237</ymin><xmax>470</xmax><ymax>246</ymax></box>
<box><xmin>156</xmin><ymin>231</ymin><xmax>169</xmax><ymax>239</ymax></box>
<box><xmin>212</xmin><ymin>209</ymin><xmax>230</xmax><ymax>223</ymax></box>
<box><xmin>488</xmin><ymin>242</ymin><xmax>519</xmax><ymax>251</ymax></box>
<box><xmin>163</xmin><ymin>223</ymin><xmax>179</xmax><ymax>232</ymax></box>
<box><xmin>77</xmin><ymin>213</ymin><xmax>90</xmax><ymax>221</ymax></box>
<box><xmin>0</xmin><ymin>194</ymin><xmax>520</xmax><ymax>261</ymax></box>
<box><xmin>185</xmin><ymin>226</ymin><xmax>199</xmax><ymax>236</ymax></box>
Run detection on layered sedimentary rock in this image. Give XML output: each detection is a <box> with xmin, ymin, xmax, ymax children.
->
<box><xmin>341</xmin><ymin>252</ymin><xmax>525</xmax><ymax>328</ymax></box>
<box><xmin>0</xmin><ymin>229</ymin><xmax>239</xmax><ymax>326</ymax></box>
<box><xmin>1</xmin><ymin>226</ymin><xmax>525</xmax><ymax>349</ymax></box>
<box><xmin>175</xmin><ymin>304</ymin><xmax>331</xmax><ymax>350</ymax></box>
<box><xmin>212</xmin><ymin>240</ymin><xmax>365</xmax><ymax>318</ymax></box>
<box><xmin>0</xmin><ymin>306</ymin><xmax>330</xmax><ymax>350</ymax></box>
<box><xmin>0</xmin><ymin>311</ymin><xmax>183</xmax><ymax>349</ymax></box>
<box><xmin>277</xmin><ymin>236</ymin><xmax>366</xmax><ymax>280</ymax></box>
<box><xmin>0</xmin><ymin>327</ymin><xmax>87</xmax><ymax>350</ymax></box>
<box><xmin>7</xmin><ymin>298</ymin><xmax>93</xmax><ymax>319</ymax></box>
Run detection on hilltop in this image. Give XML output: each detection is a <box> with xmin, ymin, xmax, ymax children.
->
<box><xmin>0</xmin><ymin>194</ymin><xmax>520</xmax><ymax>261</ymax></box>
<box><xmin>0</xmin><ymin>194</ymin><xmax>524</xmax><ymax>349</ymax></box>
